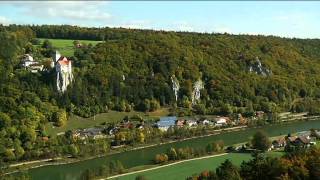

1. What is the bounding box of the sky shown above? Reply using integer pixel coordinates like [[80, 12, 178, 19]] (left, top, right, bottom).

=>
[[0, 1, 319, 39]]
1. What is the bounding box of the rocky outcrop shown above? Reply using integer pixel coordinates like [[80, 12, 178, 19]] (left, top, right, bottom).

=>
[[56, 53, 73, 93], [171, 75, 180, 101], [192, 79, 204, 105], [248, 57, 272, 76]]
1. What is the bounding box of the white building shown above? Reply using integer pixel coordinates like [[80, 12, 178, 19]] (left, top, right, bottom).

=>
[[21, 54, 36, 68], [202, 119, 213, 126], [215, 117, 228, 126], [21, 54, 44, 73], [186, 120, 197, 127], [56, 55, 73, 92]]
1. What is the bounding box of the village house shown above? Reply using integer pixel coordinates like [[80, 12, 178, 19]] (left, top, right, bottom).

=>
[[186, 119, 197, 127], [176, 119, 185, 127], [286, 134, 316, 148], [21, 54, 44, 73], [272, 137, 286, 149], [73, 127, 106, 140], [29, 64, 44, 73], [255, 111, 265, 119], [237, 114, 247, 125], [109, 127, 120, 136], [293, 136, 311, 147], [286, 136, 297, 144], [21, 54, 36, 67], [157, 116, 177, 131], [202, 119, 213, 126], [214, 117, 229, 126]]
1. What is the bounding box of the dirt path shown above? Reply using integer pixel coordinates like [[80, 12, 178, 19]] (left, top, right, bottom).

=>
[[106, 153, 229, 179]]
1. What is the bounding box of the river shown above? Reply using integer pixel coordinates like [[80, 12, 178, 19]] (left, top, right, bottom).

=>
[[21, 120, 320, 180]]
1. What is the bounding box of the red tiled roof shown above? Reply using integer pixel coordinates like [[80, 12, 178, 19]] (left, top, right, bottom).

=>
[[57, 57, 70, 65]]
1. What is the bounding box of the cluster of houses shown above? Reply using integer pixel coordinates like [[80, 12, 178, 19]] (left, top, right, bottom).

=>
[[72, 127, 107, 140], [69, 120, 144, 140], [156, 116, 237, 132], [68, 115, 238, 140], [272, 131, 318, 149]]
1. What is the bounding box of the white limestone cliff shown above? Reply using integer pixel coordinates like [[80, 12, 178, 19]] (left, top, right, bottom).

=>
[[171, 76, 180, 101], [192, 79, 204, 105], [248, 57, 272, 76]]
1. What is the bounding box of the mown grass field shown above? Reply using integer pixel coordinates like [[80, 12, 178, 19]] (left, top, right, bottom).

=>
[[46, 108, 170, 136], [115, 151, 284, 180], [115, 153, 251, 180], [37, 38, 102, 57]]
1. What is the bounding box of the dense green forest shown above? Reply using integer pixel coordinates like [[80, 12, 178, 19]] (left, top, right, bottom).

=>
[[1, 24, 320, 164]]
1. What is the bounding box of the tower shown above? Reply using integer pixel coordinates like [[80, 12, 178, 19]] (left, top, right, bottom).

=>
[[56, 56, 73, 92]]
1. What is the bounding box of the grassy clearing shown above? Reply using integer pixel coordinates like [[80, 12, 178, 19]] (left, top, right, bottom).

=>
[[46, 108, 170, 136], [265, 150, 285, 158], [37, 38, 102, 57]]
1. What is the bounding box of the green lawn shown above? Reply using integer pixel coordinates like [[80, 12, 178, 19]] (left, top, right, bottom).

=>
[[115, 153, 252, 180], [115, 151, 284, 180], [37, 38, 102, 57], [265, 150, 285, 158], [46, 109, 169, 136]]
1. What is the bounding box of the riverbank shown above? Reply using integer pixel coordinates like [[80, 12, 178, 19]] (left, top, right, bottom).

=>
[[105, 134, 286, 179], [3, 125, 247, 175]]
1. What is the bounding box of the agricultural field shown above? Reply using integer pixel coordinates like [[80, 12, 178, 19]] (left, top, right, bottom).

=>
[[37, 38, 102, 57], [45, 108, 170, 136]]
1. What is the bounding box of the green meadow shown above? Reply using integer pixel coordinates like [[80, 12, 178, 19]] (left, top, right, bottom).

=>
[[115, 153, 252, 180], [115, 151, 284, 180], [37, 38, 102, 57], [45, 108, 170, 136]]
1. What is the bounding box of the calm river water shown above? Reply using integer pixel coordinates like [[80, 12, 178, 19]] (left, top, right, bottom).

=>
[[19, 120, 320, 180]]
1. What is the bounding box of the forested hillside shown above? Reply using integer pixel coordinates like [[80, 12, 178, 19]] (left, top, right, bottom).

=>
[[1, 24, 320, 163], [25, 24, 320, 116]]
